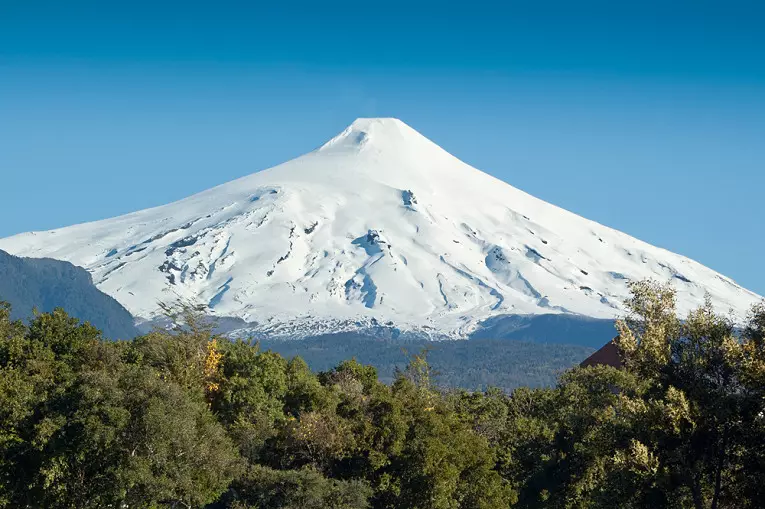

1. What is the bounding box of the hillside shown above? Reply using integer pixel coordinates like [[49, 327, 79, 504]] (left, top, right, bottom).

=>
[[0, 249, 139, 339]]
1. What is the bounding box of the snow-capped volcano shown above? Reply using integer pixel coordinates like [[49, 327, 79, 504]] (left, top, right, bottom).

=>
[[1, 118, 760, 338]]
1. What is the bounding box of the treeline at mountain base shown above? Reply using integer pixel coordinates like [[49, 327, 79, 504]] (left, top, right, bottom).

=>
[[1, 280, 764, 508], [259, 335, 593, 392]]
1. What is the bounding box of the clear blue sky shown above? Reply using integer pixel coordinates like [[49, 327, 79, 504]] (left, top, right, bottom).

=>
[[1, 1, 764, 295]]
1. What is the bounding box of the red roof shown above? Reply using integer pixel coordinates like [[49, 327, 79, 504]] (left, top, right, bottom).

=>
[[580, 338, 622, 369]]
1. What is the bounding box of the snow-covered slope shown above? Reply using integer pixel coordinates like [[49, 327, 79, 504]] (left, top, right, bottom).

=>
[[1, 118, 760, 338]]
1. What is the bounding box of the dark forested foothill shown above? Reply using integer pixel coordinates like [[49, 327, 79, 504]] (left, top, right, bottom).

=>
[[0, 249, 139, 340], [260, 334, 593, 391], [1, 279, 763, 508]]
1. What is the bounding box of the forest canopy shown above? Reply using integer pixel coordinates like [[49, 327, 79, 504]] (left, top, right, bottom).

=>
[[0, 280, 763, 508]]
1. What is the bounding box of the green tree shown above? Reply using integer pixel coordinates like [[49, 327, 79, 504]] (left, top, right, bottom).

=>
[[497, 281, 765, 508], [0, 305, 240, 508], [385, 358, 516, 509], [210, 340, 291, 463], [221, 465, 371, 509]]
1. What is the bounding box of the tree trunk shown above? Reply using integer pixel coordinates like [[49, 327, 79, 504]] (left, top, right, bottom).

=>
[[691, 471, 704, 509], [711, 425, 728, 509]]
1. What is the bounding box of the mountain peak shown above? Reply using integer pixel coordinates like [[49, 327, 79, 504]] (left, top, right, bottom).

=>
[[350, 117, 408, 129], [318, 117, 428, 153]]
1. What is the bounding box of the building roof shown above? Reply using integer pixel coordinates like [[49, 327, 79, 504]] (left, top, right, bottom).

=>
[[580, 338, 623, 369]]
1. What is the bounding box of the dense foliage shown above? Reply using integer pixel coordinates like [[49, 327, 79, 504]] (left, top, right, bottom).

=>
[[1, 280, 763, 508]]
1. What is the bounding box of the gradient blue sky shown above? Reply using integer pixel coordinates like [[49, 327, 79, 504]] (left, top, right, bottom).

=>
[[1, 1, 764, 295]]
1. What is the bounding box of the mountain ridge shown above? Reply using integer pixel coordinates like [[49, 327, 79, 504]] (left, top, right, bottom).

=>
[[0, 249, 139, 339]]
